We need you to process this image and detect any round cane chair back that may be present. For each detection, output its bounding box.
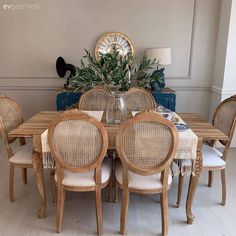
[78,87,111,111]
[0,95,23,143]
[125,88,156,112]
[116,112,178,175]
[48,110,108,173]
[213,95,236,146]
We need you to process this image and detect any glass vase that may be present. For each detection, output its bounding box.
[106,92,127,125]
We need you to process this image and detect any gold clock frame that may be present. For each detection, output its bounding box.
[94,32,135,60]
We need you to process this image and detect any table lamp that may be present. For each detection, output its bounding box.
[144,48,171,90]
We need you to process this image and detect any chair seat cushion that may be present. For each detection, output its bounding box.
[55,158,112,187]
[202,144,225,169]
[9,143,33,165]
[115,161,172,190]
[179,144,225,169]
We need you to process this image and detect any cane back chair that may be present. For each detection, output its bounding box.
[115,112,178,236]
[125,87,156,112]
[0,95,33,202]
[176,95,236,207]
[78,86,111,111]
[48,110,111,234]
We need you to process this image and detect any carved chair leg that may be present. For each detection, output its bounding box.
[65,191,69,201]
[176,174,184,208]
[160,190,169,236]
[56,187,65,233]
[50,170,57,206]
[95,186,103,235]
[114,179,119,203]
[107,149,116,202]
[9,164,14,202]
[120,188,129,235]
[22,168,27,185]
[221,169,226,206]
[108,176,113,202]
[208,171,214,187]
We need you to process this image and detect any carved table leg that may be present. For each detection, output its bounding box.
[186,138,203,224]
[32,135,46,218]
[50,170,57,206]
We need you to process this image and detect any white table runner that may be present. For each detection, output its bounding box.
[41,111,198,175]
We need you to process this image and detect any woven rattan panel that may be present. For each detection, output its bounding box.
[0,100,22,134]
[53,120,102,167]
[121,121,172,168]
[126,93,155,111]
[79,91,110,111]
[215,101,236,136]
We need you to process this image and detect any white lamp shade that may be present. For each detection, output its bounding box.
[145,48,171,65]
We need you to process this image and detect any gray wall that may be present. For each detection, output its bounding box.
[0,0,221,119]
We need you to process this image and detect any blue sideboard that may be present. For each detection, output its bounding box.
[56,88,176,111]
[151,88,176,111]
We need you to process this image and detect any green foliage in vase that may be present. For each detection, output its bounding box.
[66,47,158,92]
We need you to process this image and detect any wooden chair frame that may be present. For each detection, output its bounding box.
[177,95,236,207]
[77,87,111,111]
[48,110,109,234]
[115,112,178,235]
[0,95,32,202]
[125,87,157,111]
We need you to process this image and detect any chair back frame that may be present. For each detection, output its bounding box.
[116,112,178,176]
[125,87,156,111]
[212,95,236,146]
[48,109,108,174]
[212,95,236,161]
[78,87,111,111]
[0,95,25,158]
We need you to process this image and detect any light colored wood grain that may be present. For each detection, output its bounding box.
[1,139,236,235]
[48,110,109,234]
[8,110,228,225]
[177,95,235,208]
[0,95,34,202]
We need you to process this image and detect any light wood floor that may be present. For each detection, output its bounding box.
[0,139,236,236]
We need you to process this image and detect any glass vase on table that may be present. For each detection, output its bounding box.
[106,91,127,125]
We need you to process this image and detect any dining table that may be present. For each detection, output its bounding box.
[8,111,228,224]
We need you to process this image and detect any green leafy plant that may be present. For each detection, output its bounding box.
[66,48,159,92]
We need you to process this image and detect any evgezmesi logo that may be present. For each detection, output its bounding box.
[2,1,39,11]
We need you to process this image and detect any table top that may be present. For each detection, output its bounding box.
[8,111,228,141]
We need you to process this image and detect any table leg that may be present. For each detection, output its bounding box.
[186,138,203,224]
[32,135,46,218]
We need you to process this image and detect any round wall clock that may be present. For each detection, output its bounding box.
[94,32,135,60]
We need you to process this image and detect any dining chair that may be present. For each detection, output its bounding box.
[78,86,111,111]
[0,95,33,202]
[48,110,111,234]
[125,87,156,112]
[115,112,178,236]
[176,95,236,207]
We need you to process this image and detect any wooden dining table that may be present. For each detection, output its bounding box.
[8,111,228,224]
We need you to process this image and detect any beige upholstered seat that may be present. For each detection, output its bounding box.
[0,95,33,202]
[181,144,225,169]
[9,143,33,165]
[48,110,110,235]
[115,161,172,190]
[115,112,178,236]
[202,144,225,169]
[177,95,236,207]
[78,86,111,111]
[55,158,111,187]
[125,87,156,111]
